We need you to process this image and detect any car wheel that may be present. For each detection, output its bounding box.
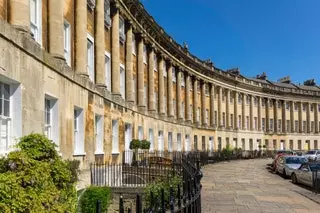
[291,173,297,184]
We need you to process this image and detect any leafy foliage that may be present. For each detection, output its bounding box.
[144,175,182,207]
[79,186,111,213]
[221,144,233,159]
[129,139,151,150]
[0,133,79,212]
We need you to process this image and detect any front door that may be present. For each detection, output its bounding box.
[124,123,132,164]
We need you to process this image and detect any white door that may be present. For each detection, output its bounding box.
[149,129,154,151]
[280,142,284,150]
[168,132,172,152]
[185,135,190,152]
[209,137,214,152]
[177,133,182,151]
[158,131,164,151]
[124,123,132,164]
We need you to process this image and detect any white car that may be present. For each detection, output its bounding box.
[276,156,308,178]
[291,163,320,187]
[304,150,320,161]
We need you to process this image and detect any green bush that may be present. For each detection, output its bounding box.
[0,133,79,212]
[129,139,140,150]
[144,175,182,207]
[79,186,111,213]
[221,144,233,159]
[140,140,151,150]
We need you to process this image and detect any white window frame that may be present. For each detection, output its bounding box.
[44,94,59,147]
[143,44,147,64]
[104,0,111,28]
[181,73,185,87]
[74,106,85,155]
[168,132,173,152]
[177,133,182,152]
[87,33,95,82]
[95,114,104,155]
[120,64,125,98]
[63,20,71,66]
[119,15,126,43]
[138,126,143,140]
[105,51,111,91]
[112,120,119,154]
[30,0,42,45]
[132,34,136,55]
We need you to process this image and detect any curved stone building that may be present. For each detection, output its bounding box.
[0,0,319,185]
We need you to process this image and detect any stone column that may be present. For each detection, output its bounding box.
[306,102,311,133]
[193,78,198,123]
[282,100,287,133]
[242,93,246,130]
[137,35,145,109]
[274,100,278,132]
[315,103,319,133]
[49,0,64,59]
[111,7,121,96]
[148,46,155,112]
[9,0,30,33]
[266,98,270,131]
[218,87,223,127]
[185,73,191,121]
[177,69,182,120]
[298,102,303,133]
[250,95,254,130]
[158,56,165,115]
[210,84,215,127]
[257,97,261,131]
[234,92,238,129]
[94,0,106,86]
[125,23,134,103]
[167,63,173,117]
[226,89,230,128]
[201,81,206,125]
[75,0,88,75]
[290,101,294,133]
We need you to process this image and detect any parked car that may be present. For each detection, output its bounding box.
[272,151,295,171]
[272,150,296,159]
[276,156,308,178]
[291,162,320,187]
[304,150,320,161]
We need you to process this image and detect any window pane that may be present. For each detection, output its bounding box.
[3,100,9,117]
[3,84,9,100]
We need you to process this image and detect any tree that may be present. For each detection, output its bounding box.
[0,133,79,212]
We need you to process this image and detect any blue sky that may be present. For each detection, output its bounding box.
[141,0,320,84]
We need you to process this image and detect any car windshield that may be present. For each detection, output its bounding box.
[285,157,307,164]
[310,164,320,172]
[306,151,316,154]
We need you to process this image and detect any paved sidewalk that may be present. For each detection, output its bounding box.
[201,159,320,213]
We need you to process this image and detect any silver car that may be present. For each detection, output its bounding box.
[304,150,320,161]
[276,156,308,178]
[291,163,320,187]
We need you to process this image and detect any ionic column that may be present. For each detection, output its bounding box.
[210,84,215,127]
[282,100,286,133]
[266,98,270,131]
[315,103,319,133]
[274,100,278,132]
[49,0,64,59]
[95,0,106,86]
[177,69,182,120]
[225,89,230,128]
[201,81,206,125]
[185,73,191,121]
[148,46,155,112]
[234,92,238,129]
[9,0,30,33]
[75,0,88,75]
[158,56,165,115]
[257,97,261,131]
[290,101,294,133]
[307,102,311,133]
[125,24,134,102]
[298,102,303,133]
[193,78,198,123]
[242,93,246,130]
[250,95,254,130]
[111,7,121,96]
[137,35,145,108]
[218,87,223,127]
[168,63,173,117]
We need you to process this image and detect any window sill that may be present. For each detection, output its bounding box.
[73,152,86,157]
[94,151,105,155]
[112,152,120,155]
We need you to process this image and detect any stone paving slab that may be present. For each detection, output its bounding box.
[201,159,320,213]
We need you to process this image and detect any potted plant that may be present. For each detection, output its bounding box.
[130,139,141,163]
